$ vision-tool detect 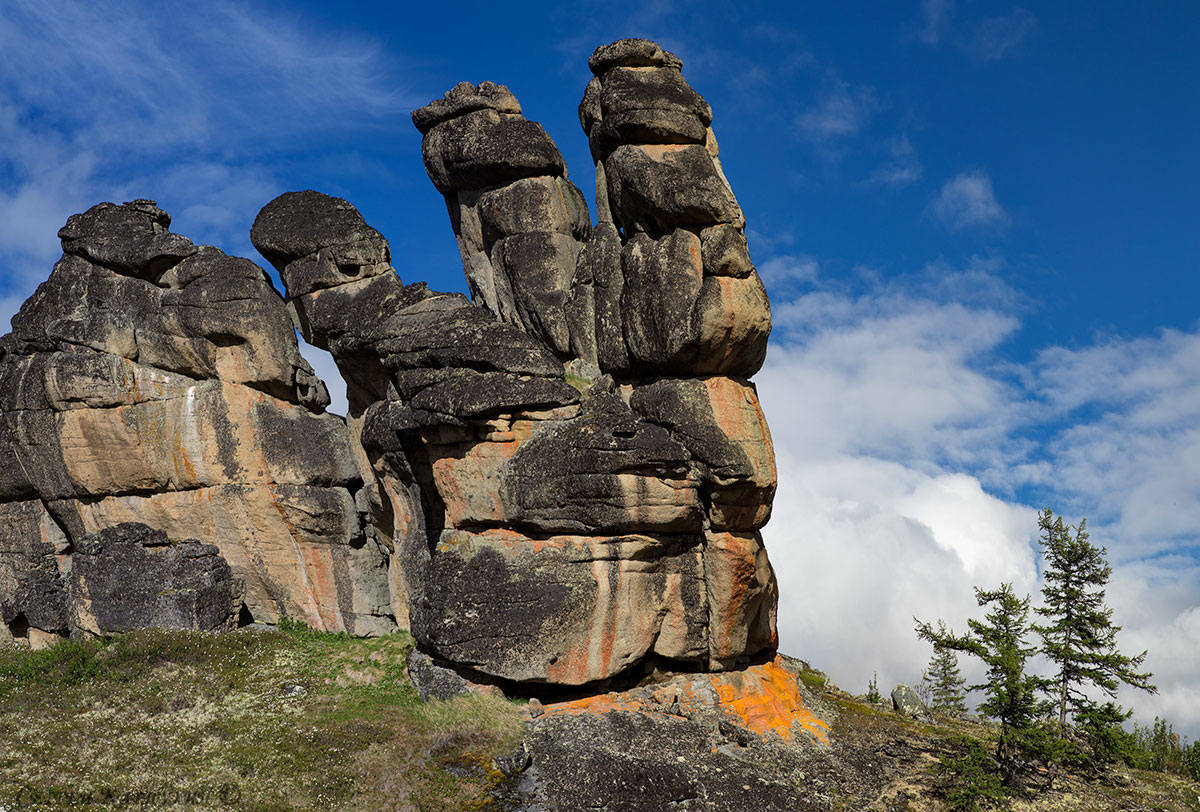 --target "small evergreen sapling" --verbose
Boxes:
[916,583,1041,785]
[921,624,969,717]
